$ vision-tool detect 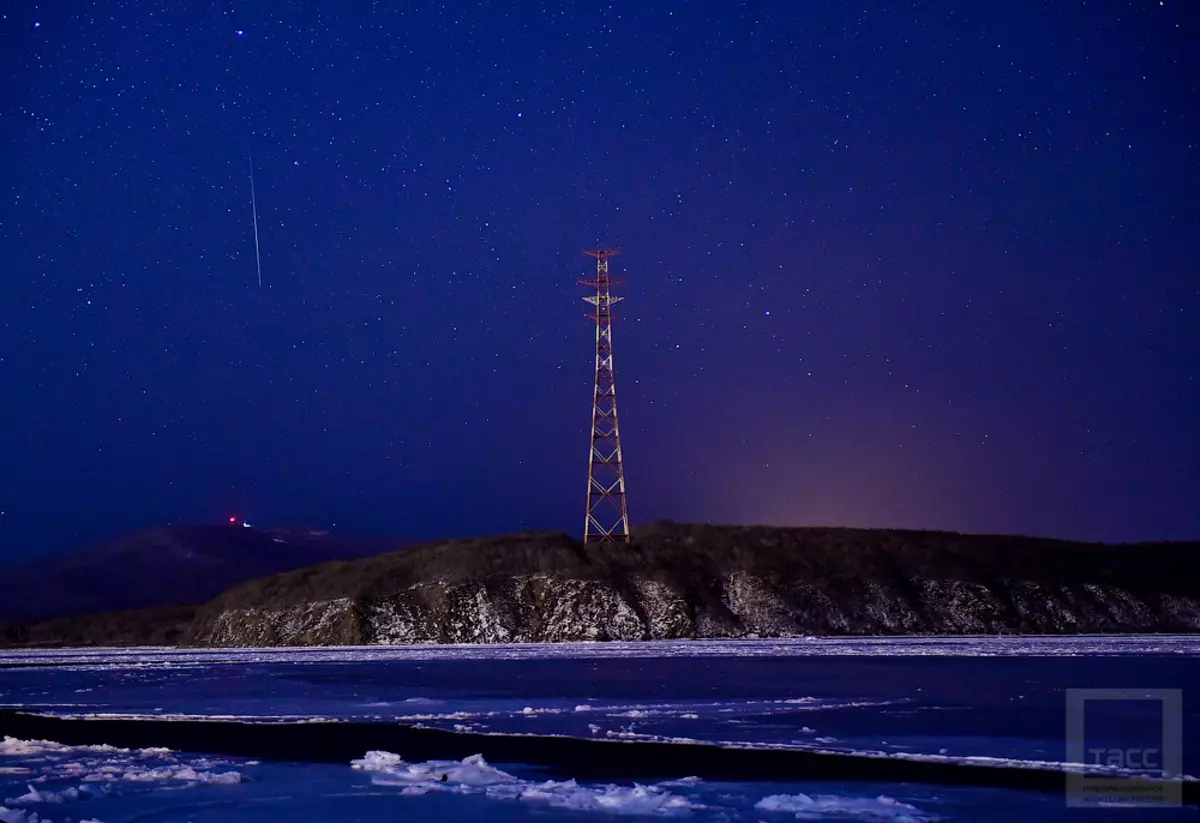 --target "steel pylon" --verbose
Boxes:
[580,249,629,544]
